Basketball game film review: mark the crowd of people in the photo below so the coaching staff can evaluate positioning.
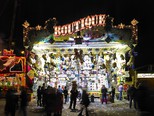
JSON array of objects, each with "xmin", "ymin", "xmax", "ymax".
[
  {"xmin": 36, "ymin": 83, "xmax": 90, "ymax": 116},
  {"xmin": 4, "ymin": 86, "xmax": 28, "ymax": 116},
  {"xmin": 3, "ymin": 82, "xmax": 154, "ymax": 116},
  {"xmin": 126, "ymin": 83, "xmax": 154, "ymax": 115},
  {"xmin": 35, "ymin": 83, "xmax": 124, "ymax": 116},
  {"xmin": 36, "ymin": 83, "xmax": 120, "ymax": 115},
  {"xmin": 100, "ymin": 82, "xmax": 154, "ymax": 115},
  {"xmin": 36, "ymin": 84, "xmax": 64, "ymax": 116}
]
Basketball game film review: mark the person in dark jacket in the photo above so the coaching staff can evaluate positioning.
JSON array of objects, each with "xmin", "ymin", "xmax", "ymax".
[
  {"xmin": 37, "ymin": 85, "xmax": 42, "ymax": 106},
  {"xmin": 4, "ymin": 87, "xmax": 18, "ymax": 116},
  {"xmin": 45, "ymin": 86, "xmax": 56, "ymax": 116},
  {"xmin": 101, "ymin": 85, "xmax": 108, "ymax": 104},
  {"xmin": 126, "ymin": 85, "xmax": 131, "ymax": 101},
  {"xmin": 41, "ymin": 83, "xmax": 46, "ymax": 107},
  {"xmin": 69, "ymin": 87, "xmax": 78, "ymax": 110},
  {"xmin": 78, "ymin": 89, "xmax": 90, "ymax": 116},
  {"xmin": 127, "ymin": 84, "xmax": 137, "ymax": 109},
  {"xmin": 19, "ymin": 86, "xmax": 28, "ymax": 116},
  {"xmin": 135, "ymin": 83, "xmax": 148, "ymax": 112},
  {"xmin": 111, "ymin": 86, "xmax": 115, "ymax": 103},
  {"xmin": 63, "ymin": 86, "xmax": 68, "ymax": 104},
  {"xmin": 54, "ymin": 89, "xmax": 63, "ymax": 116}
]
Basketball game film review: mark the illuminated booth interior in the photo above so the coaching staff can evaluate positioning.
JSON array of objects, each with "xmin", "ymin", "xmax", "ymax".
[{"xmin": 22, "ymin": 14, "xmax": 138, "ymax": 96}]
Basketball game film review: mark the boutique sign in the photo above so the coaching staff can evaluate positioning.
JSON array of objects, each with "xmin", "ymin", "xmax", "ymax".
[
  {"xmin": 137, "ymin": 73, "xmax": 154, "ymax": 78},
  {"xmin": 22, "ymin": 13, "xmax": 138, "ymax": 44},
  {"xmin": 54, "ymin": 14, "xmax": 107, "ymax": 36}
]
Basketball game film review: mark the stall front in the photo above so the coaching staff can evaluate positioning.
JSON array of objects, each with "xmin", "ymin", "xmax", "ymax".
[
  {"xmin": 136, "ymin": 72, "xmax": 154, "ymax": 90},
  {"xmin": 22, "ymin": 14, "xmax": 138, "ymax": 97},
  {"xmin": 0, "ymin": 49, "xmax": 26, "ymax": 97}
]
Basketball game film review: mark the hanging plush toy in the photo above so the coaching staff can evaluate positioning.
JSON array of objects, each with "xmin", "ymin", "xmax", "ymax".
[
  {"xmin": 42, "ymin": 54, "xmax": 47, "ymax": 61},
  {"xmin": 34, "ymin": 55, "xmax": 42, "ymax": 71},
  {"xmin": 74, "ymin": 49, "xmax": 84, "ymax": 64}
]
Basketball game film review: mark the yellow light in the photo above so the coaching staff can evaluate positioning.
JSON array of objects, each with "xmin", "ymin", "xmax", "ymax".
[
  {"xmin": 21, "ymin": 51, "xmax": 25, "ymax": 54},
  {"xmin": 118, "ymin": 23, "xmax": 125, "ymax": 29},
  {"xmin": 22, "ymin": 20, "xmax": 30, "ymax": 28},
  {"xmin": 131, "ymin": 19, "xmax": 138, "ymax": 26},
  {"xmin": 36, "ymin": 25, "xmax": 41, "ymax": 30}
]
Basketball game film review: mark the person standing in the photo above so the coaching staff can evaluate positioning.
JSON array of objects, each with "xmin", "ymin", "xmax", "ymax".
[
  {"xmin": 63, "ymin": 86, "xmax": 68, "ymax": 104},
  {"xmin": 128, "ymin": 84, "xmax": 137, "ymax": 109},
  {"xmin": 78, "ymin": 89, "xmax": 90, "ymax": 116},
  {"xmin": 54, "ymin": 88, "xmax": 64, "ymax": 116},
  {"xmin": 111, "ymin": 86, "xmax": 115, "ymax": 103},
  {"xmin": 37, "ymin": 85, "xmax": 42, "ymax": 106},
  {"xmin": 41, "ymin": 83, "xmax": 46, "ymax": 107},
  {"xmin": 118, "ymin": 83, "xmax": 124, "ymax": 100},
  {"xmin": 126, "ymin": 85, "xmax": 131, "ymax": 101},
  {"xmin": 77, "ymin": 91, "xmax": 82, "ymax": 102},
  {"xmin": 58, "ymin": 85, "xmax": 63, "ymax": 93},
  {"xmin": 101, "ymin": 85, "xmax": 108, "ymax": 104},
  {"xmin": 19, "ymin": 86, "xmax": 28, "ymax": 116},
  {"xmin": 4, "ymin": 87, "xmax": 18, "ymax": 116},
  {"xmin": 69, "ymin": 86, "xmax": 78, "ymax": 110},
  {"xmin": 45, "ymin": 86, "xmax": 56, "ymax": 116}
]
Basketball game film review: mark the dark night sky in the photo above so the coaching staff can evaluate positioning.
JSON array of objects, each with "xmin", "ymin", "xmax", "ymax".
[{"xmin": 0, "ymin": 0, "xmax": 154, "ymax": 68}]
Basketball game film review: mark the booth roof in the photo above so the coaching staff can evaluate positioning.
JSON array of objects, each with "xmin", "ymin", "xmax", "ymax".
[{"xmin": 32, "ymin": 42, "xmax": 130, "ymax": 55}]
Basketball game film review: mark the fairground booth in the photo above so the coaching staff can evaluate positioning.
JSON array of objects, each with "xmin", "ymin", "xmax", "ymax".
[
  {"xmin": 0, "ymin": 49, "xmax": 26, "ymax": 97},
  {"xmin": 22, "ymin": 14, "xmax": 138, "ymax": 97},
  {"xmin": 134, "ymin": 65, "xmax": 154, "ymax": 91}
]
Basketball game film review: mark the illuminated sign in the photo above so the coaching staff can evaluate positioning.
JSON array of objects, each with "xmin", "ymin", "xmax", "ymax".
[
  {"xmin": 0, "ymin": 56, "xmax": 26, "ymax": 73},
  {"xmin": 3, "ymin": 49, "xmax": 15, "ymax": 56},
  {"xmin": 137, "ymin": 73, "xmax": 154, "ymax": 78},
  {"xmin": 54, "ymin": 14, "xmax": 106, "ymax": 36}
]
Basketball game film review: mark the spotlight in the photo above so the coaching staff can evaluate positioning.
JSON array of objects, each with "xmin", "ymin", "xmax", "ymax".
[
  {"xmin": 74, "ymin": 31, "xmax": 83, "ymax": 44},
  {"xmin": 105, "ymin": 36, "xmax": 111, "ymax": 43},
  {"xmin": 75, "ymin": 37, "xmax": 83, "ymax": 44}
]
